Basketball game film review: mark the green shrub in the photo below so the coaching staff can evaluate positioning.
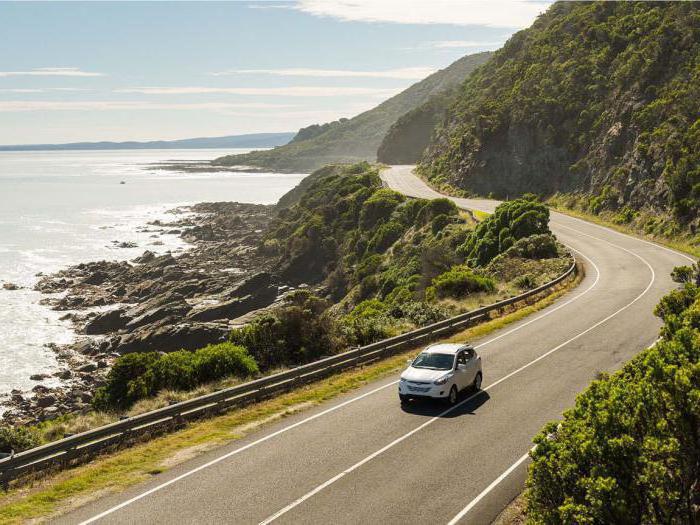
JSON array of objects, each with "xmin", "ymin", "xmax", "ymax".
[
  {"xmin": 94, "ymin": 343, "xmax": 258, "ymax": 410},
  {"xmin": 359, "ymin": 189, "xmax": 404, "ymax": 229},
  {"xmin": 431, "ymin": 266, "xmax": 495, "ymax": 298},
  {"xmin": 503, "ymin": 234, "xmax": 560, "ymax": 260},
  {"xmin": 0, "ymin": 425, "xmax": 40, "ymax": 454},
  {"xmin": 230, "ymin": 291, "xmax": 333, "ymax": 370},
  {"xmin": 514, "ymin": 274, "xmax": 536, "ymax": 289},
  {"xmin": 459, "ymin": 199, "xmax": 550, "ymax": 266},
  {"xmin": 526, "ymin": 270, "xmax": 700, "ymax": 523}
]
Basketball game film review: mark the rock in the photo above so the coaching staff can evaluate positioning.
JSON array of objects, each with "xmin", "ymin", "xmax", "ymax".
[
  {"xmin": 77, "ymin": 363, "xmax": 98, "ymax": 373},
  {"xmin": 114, "ymin": 241, "xmax": 137, "ymax": 249},
  {"xmin": 133, "ymin": 250, "xmax": 156, "ymax": 264},
  {"xmin": 36, "ymin": 395, "xmax": 57, "ymax": 408},
  {"xmin": 115, "ymin": 323, "xmax": 229, "ymax": 354},
  {"xmin": 227, "ymin": 272, "xmax": 274, "ymax": 299},
  {"xmin": 97, "ymin": 359, "xmax": 108, "ymax": 369},
  {"xmin": 81, "ymin": 270, "xmax": 110, "ymax": 286},
  {"xmin": 188, "ymin": 287, "xmax": 278, "ymax": 323},
  {"xmin": 125, "ymin": 300, "xmax": 191, "ymax": 330},
  {"xmin": 85, "ymin": 308, "xmax": 128, "ymax": 334},
  {"xmin": 55, "ymin": 369, "xmax": 72, "ymax": 380},
  {"xmin": 2, "ymin": 282, "xmax": 20, "ymax": 290},
  {"xmin": 32, "ymin": 384, "xmax": 50, "ymax": 393},
  {"xmin": 29, "ymin": 373, "xmax": 50, "ymax": 381},
  {"xmin": 79, "ymin": 391, "xmax": 93, "ymax": 403}
]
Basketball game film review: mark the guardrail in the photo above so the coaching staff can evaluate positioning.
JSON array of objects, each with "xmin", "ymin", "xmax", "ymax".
[{"xmin": 0, "ymin": 258, "xmax": 576, "ymax": 488}]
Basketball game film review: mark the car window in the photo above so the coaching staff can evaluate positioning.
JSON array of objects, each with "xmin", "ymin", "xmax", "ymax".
[
  {"xmin": 456, "ymin": 352, "xmax": 467, "ymax": 365},
  {"xmin": 464, "ymin": 348, "xmax": 475, "ymax": 360},
  {"xmin": 411, "ymin": 352, "xmax": 454, "ymax": 370}
]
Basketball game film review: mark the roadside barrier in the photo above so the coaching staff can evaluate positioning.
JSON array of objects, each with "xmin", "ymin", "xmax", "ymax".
[{"xmin": 0, "ymin": 258, "xmax": 576, "ymax": 487}]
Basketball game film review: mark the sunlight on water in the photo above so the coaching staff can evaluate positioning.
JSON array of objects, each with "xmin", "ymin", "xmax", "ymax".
[{"xmin": 0, "ymin": 149, "xmax": 306, "ymax": 394}]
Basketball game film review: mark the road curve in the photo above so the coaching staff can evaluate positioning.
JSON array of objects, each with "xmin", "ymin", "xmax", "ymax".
[{"xmin": 55, "ymin": 165, "xmax": 692, "ymax": 525}]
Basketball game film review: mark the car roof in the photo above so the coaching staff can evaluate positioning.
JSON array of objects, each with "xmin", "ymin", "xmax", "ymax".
[{"xmin": 423, "ymin": 343, "xmax": 473, "ymax": 355}]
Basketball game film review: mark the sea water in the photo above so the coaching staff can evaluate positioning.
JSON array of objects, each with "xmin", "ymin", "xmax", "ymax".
[{"xmin": 0, "ymin": 149, "xmax": 306, "ymax": 395}]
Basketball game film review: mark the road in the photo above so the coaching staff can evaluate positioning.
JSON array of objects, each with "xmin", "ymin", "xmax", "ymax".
[{"xmin": 55, "ymin": 165, "xmax": 693, "ymax": 525}]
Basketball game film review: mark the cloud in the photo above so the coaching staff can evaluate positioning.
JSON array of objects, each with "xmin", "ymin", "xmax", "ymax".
[
  {"xmin": 115, "ymin": 86, "xmax": 400, "ymax": 97},
  {"xmin": 212, "ymin": 66, "xmax": 436, "ymax": 80},
  {"xmin": 0, "ymin": 101, "xmax": 294, "ymax": 112},
  {"xmin": 0, "ymin": 67, "xmax": 104, "ymax": 78},
  {"xmin": 294, "ymin": 0, "xmax": 552, "ymax": 29},
  {"xmin": 428, "ymin": 40, "xmax": 504, "ymax": 49}
]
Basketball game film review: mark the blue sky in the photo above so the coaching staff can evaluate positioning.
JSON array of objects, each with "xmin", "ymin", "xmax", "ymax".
[{"xmin": 0, "ymin": 1, "xmax": 551, "ymax": 145}]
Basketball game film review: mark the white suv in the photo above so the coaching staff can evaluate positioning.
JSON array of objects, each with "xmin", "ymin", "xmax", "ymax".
[{"xmin": 399, "ymin": 343, "xmax": 482, "ymax": 405}]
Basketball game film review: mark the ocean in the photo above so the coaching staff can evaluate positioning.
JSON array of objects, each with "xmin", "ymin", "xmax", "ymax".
[{"xmin": 0, "ymin": 149, "xmax": 306, "ymax": 395}]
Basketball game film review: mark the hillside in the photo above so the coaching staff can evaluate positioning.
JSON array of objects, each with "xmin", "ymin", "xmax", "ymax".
[
  {"xmin": 212, "ymin": 52, "xmax": 492, "ymax": 172},
  {"xmin": 420, "ymin": 2, "xmax": 700, "ymax": 231},
  {"xmin": 0, "ymin": 132, "xmax": 294, "ymax": 151}
]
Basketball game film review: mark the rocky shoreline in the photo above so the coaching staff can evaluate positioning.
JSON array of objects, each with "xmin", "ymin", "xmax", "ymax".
[{"xmin": 1, "ymin": 201, "xmax": 286, "ymax": 425}]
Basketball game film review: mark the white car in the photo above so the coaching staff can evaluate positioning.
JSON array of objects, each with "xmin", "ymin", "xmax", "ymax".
[{"xmin": 399, "ymin": 343, "xmax": 482, "ymax": 405}]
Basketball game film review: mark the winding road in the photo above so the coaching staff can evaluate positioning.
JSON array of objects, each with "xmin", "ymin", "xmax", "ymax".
[{"xmin": 55, "ymin": 165, "xmax": 693, "ymax": 525}]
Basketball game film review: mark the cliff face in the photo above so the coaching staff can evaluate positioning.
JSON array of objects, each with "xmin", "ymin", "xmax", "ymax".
[
  {"xmin": 421, "ymin": 2, "xmax": 700, "ymax": 225},
  {"xmin": 212, "ymin": 52, "xmax": 492, "ymax": 173}
]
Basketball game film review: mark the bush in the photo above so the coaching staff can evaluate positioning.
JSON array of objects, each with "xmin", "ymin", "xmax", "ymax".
[
  {"xmin": 459, "ymin": 199, "xmax": 550, "ymax": 266},
  {"xmin": 526, "ymin": 270, "xmax": 700, "ymax": 523},
  {"xmin": 503, "ymin": 234, "xmax": 560, "ymax": 260},
  {"xmin": 94, "ymin": 343, "xmax": 258, "ymax": 410},
  {"xmin": 359, "ymin": 189, "xmax": 404, "ymax": 229},
  {"xmin": 0, "ymin": 426, "xmax": 40, "ymax": 454},
  {"xmin": 514, "ymin": 274, "xmax": 536, "ymax": 289},
  {"xmin": 230, "ymin": 291, "xmax": 334, "ymax": 370},
  {"xmin": 431, "ymin": 266, "xmax": 495, "ymax": 298}
]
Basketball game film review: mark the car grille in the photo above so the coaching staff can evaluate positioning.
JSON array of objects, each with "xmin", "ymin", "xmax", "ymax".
[{"xmin": 406, "ymin": 381, "xmax": 431, "ymax": 393}]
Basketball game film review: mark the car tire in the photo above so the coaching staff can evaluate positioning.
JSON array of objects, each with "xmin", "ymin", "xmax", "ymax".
[
  {"xmin": 446, "ymin": 385, "xmax": 458, "ymax": 406},
  {"xmin": 473, "ymin": 372, "xmax": 482, "ymax": 392}
]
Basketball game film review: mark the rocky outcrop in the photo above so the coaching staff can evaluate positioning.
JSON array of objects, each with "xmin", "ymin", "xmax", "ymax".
[{"xmin": 3, "ymin": 202, "xmax": 290, "ymax": 425}]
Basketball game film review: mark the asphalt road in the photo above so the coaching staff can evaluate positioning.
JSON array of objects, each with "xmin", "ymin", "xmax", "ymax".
[{"xmin": 55, "ymin": 165, "xmax": 693, "ymax": 525}]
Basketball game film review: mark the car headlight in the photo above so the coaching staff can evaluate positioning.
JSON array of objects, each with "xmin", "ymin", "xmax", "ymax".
[
  {"xmin": 399, "ymin": 377, "xmax": 407, "ymax": 383},
  {"xmin": 433, "ymin": 374, "xmax": 452, "ymax": 385}
]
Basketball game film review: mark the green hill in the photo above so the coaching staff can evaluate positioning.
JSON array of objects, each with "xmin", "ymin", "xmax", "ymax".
[
  {"xmin": 420, "ymin": 2, "xmax": 700, "ymax": 230},
  {"xmin": 212, "ymin": 52, "xmax": 492, "ymax": 173}
]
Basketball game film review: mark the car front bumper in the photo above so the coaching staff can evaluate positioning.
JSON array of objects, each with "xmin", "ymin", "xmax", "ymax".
[{"xmin": 398, "ymin": 381, "xmax": 449, "ymax": 399}]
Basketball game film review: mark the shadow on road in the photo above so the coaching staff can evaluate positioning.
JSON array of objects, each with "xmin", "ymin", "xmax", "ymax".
[{"xmin": 400, "ymin": 389, "xmax": 490, "ymax": 418}]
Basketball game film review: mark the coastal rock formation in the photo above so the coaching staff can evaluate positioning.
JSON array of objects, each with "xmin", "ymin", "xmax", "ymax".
[{"xmin": 3, "ymin": 202, "xmax": 291, "ymax": 425}]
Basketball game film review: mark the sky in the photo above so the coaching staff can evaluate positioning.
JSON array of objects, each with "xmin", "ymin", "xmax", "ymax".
[{"xmin": 0, "ymin": 0, "xmax": 553, "ymax": 145}]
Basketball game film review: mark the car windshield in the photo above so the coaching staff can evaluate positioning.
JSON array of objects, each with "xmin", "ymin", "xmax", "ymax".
[{"xmin": 411, "ymin": 352, "xmax": 454, "ymax": 370}]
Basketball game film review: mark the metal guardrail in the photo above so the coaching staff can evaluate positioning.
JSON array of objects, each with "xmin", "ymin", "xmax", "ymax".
[{"xmin": 0, "ymin": 258, "xmax": 576, "ymax": 487}]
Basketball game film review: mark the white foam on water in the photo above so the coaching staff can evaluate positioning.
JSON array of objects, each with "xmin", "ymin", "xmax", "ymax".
[{"xmin": 0, "ymin": 149, "xmax": 307, "ymax": 395}]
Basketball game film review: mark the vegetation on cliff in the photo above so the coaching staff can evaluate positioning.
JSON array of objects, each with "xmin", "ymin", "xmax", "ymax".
[
  {"xmin": 526, "ymin": 265, "xmax": 700, "ymax": 523},
  {"xmin": 420, "ymin": 2, "xmax": 700, "ymax": 232},
  {"xmin": 212, "ymin": 53, "xmax": 491, "ymax": 172}
]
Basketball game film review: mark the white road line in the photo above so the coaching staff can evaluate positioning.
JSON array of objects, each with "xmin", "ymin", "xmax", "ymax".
[
  {"xmin": 77, "ymin": 380, "xmax": 397, "ymax": 525},
  {"xmin": 81, "ymin": 249, "xmax": 600, "ymax": 525},
  {"xmin": 446, "ymin": 338, "xmax": 662, "ymax": 525},
  {"xmin": 257, "ymin": 240, "xmax": 654, "ymax": 524},
  {"xmin": 446, "ymin": 449, "xmax": 533, "ymax": 525}
]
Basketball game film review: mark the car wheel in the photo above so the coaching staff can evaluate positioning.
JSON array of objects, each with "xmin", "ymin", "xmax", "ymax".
[
  {"xmin": 446, "ymin": 385, "xmax": 458, "ymax": 406},
  {"xmin": 473, "ymin": 372, "xmax": 482, "ymax": 391}
]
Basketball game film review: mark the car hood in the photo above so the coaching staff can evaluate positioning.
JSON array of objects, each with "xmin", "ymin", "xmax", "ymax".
[{"xmin": 401, "ymin": 367, "xmax": 451, "ymax": 383}]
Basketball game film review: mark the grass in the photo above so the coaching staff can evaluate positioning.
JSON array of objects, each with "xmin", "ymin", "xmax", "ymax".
[
  {"xmin": 0, "ymin": 270, "xmax": 580, "ymax": 525},
  {"xmin": 548, "ymin": 203, "xmax": 699, "ymax": 259}
]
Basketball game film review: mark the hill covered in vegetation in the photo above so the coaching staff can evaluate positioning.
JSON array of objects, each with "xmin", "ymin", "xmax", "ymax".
[
  {"xmin": 212, "ymin": 53, "xmax": 491, "ymax": 173},
  {"xmin": 420, "ymin": 2, "xmax": 700, "ymax": 234}
]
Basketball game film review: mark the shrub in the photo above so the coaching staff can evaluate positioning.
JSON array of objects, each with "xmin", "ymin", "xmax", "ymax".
[
  {"xmin": 514, "ymin": 274, "xmax": 536, "ymax": 289},
  {"xmin": 459, "ymin": 199, "xmax": 550, "ymax": 266},
  {"xmin": 503, "ymin": 234, "xmax": 560, "ymax": 260},
  {"xmin": 94, "ymin": 343, "xmax": 258, "ymax": 410},
  {"xmin": 0, "ymin": 425, "xmax": 40, "ymax": 454},
  {"xmin": 431, "ymin": 266, "xmax": 495, "ymax": 298},
  {"xmin": 230, "ymin": 291, "xmax": 333, "ymax": 370},
  {"xmin": 359, "ymin": 189, "xmax": 404, "ymax": 229},
  {"xmin": 526, "ymin": 269, "xmax": 700, "ymax": 523}
]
